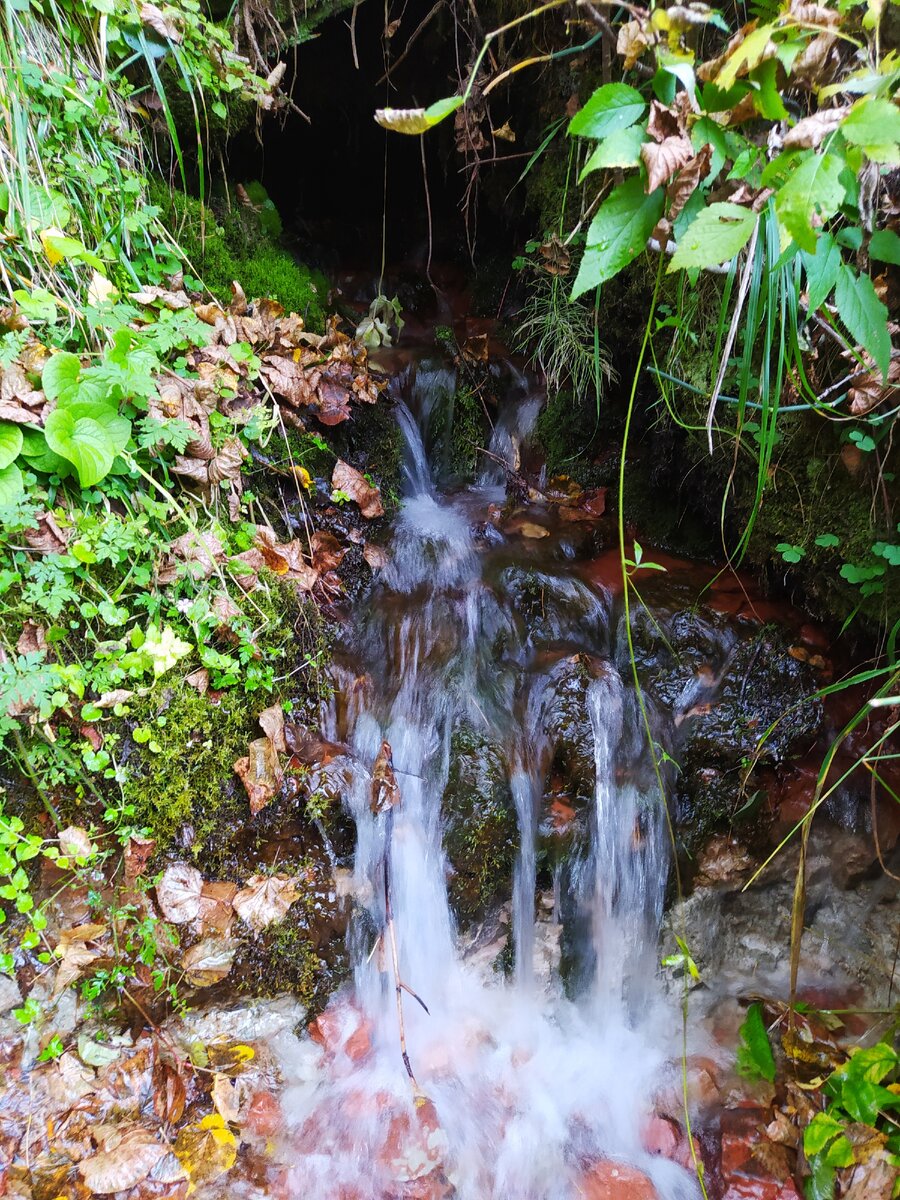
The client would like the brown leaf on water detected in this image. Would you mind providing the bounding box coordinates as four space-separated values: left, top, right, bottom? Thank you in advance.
181 936 235 987
79 1127 167 1193
667 144 713 220
198 881 238 936
641 135 694 193
233 874 299 931
234 736 284 814
124 836 156 885
155 863 204 924
617 18 651 69
152 1057 186 1125
371 740 401 814
140 2 181 41
174 1114 237 1190
17 621 47 657
258 703 287 753
332 459 384 519
311 531 345 574
24 510 68 554
363 543 388 571
783 106 848 150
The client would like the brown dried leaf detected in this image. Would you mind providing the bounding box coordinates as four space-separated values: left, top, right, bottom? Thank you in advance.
124 836 156 884
311 531 345 574
229 281 248 315
229 547 266 593
647 101 683 143
849 355 900 414
208 437 247 486
198 881 238 936
234 736 284 815
152 1057 187 1125
128 285 191 310
641 136 694 193
617 18 650 70
667 144 713 220
783 106 848 150
195 302 226 325
371 739 400 814
211 1072 255 1124
79 1127 167 1193
233 874 299 931
59 826 94 859
172 455 211 487
156 863 204 923
17 621 46 656
1 362 43 406
315 378 353 425
182 936 235 987
25 511 68 554
94 688 134 709
53 942 99 997
258 704 286 753
332 459 384 519
363 543 388 571
185 667 210 695
791 32 837 87
174 1114 237 1190
254 527 319 590
260 354 317 407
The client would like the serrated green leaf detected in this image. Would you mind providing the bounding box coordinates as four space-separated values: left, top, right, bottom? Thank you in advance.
774 152 845 253
571 177 663 298
834 264 891 379
749 58 788 120
568 83 646 139
578 125 646 179
804 1112 845 1156
0 422 23 470
736 1002 776 1083
801 232 842 312
841 96 900 163
668 202 758 271
870 228 900 265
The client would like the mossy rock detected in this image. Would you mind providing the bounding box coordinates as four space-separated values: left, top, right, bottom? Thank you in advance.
442 724 517 927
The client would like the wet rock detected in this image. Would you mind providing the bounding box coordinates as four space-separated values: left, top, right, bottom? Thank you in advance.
577 1159 658 1200
308 998 372 1064
442 724 517 928
167 994 305 1051
0 973 22 1016
694 836 753 887
720 1107 802 1200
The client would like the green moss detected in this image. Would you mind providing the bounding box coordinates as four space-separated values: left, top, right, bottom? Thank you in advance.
152 182 328 330
449 386 490 479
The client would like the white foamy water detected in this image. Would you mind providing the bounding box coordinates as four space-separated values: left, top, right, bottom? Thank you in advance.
278 355 700 1200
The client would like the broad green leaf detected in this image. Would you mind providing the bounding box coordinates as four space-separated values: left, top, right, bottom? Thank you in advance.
845 1042 898 1085
870 228 900 265
668 202 758 271
0 463 24 505
571 177 663 298
834 264 891 379
44 404 130 488
19 427 73 477
774 152 845 253
735 1002 776 1083
0 422 23 470
42 352 83 403
749 59 788 120
841 96 900 163
717 24 776 90
578 126 646 179
801 232 841 311
804 1112 844 1157
691 116 729 181
568 83 646 139
374 95 463 134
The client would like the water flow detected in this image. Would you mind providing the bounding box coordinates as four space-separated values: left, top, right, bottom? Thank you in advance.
281 351 698 1200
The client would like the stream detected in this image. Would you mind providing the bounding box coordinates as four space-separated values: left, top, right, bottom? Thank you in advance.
275 343 702 1199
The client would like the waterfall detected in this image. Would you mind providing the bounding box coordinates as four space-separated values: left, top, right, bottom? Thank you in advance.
280 347 699 1200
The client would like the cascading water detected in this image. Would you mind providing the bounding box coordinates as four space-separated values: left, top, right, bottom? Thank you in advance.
279 351 700 1200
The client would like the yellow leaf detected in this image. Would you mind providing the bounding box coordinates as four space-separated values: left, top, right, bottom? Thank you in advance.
294 465 312 490
174 1113 237 1193
88 271 118 305
40 226 67 266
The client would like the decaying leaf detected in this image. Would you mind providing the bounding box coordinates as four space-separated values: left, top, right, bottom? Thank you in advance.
311 531 345 574
617 18 651 69
152 1056 187 1125
234 736 284 814
79 1126 167 1193
254 527 319 590
174 1113 237 1190
124 835 156 884
182 936 236 987
211 1072 255 1124
666 144 713 220
197 880 238 936
232 873 299 931
371 740 401 814
641 135 694 193
25 511 68 554
140 2 181 41
363 543 388 571
332 459 384 518
16 621 46 656
58 826 95 859
783 106 848 150
53 941 100 997
258 703 287 753
156 862 204 923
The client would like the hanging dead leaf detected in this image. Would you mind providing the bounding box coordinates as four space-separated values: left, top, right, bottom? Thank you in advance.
181 936 236 987
849 355 900 414
792 32 838 87
617 18 651 69
371 740 401 814
332 459 384 518
139 3 181 41
234 736 284 814
666 144 713 220
493 121 516 142
311 531 346 574
538 236 571 276
156 863 204 924
783 106 848 150
79 1126 167 1193
646 101 683 143
641 136 694 193
174 1113 237 1190
232 874 299 931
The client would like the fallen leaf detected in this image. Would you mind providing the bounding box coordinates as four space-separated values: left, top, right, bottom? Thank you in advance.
124 836 156 885
58 826 95 859
234 736 284 814
311 531 345 573
332 459 384 518
128 285 191 310
254 527 319 590
232 874 299 931
211 1072 255 1124
25 511 68 554
16 621 47 656
371 740 400 814
314 378 353 425
79 1126 167 1193
53 943 99 996
185 667 210 694
258 704 286 753
174 1114 237 1191
197 880 238 936
181 936 235 987
152 1057 186 1124
363 543 388 571
156 863 204 924
208 437 247 485
94 688 134 710
641 135 694 193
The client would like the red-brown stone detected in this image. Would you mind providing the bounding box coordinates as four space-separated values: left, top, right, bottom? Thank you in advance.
720 1108 801 1200
246 1090 283 1138
308 999 373 1064
577 1159 658 1200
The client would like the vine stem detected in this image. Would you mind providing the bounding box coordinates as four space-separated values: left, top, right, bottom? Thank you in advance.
616 252 709 1200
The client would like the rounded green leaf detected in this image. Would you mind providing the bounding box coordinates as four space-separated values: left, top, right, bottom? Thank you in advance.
44 405 130 487
0 463 24 505
19 427 73 477
42 352 83 403
0 422 23 470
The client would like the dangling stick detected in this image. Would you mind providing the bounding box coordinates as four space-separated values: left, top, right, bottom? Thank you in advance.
371 740 429 1094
